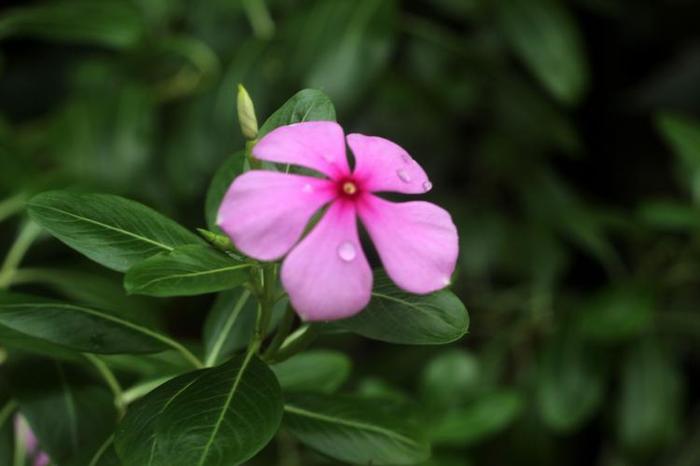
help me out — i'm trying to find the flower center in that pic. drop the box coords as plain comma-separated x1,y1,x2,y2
342,181,357,196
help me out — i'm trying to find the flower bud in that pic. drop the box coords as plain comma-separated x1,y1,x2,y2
237,84,258,140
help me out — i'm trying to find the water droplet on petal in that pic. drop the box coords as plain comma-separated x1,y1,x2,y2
422,180,433,192
442,276,451,286
302,183,314,193
396,169,411,183
337,241,356,262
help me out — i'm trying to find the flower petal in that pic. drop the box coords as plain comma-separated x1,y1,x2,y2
348,133,432,194
253,121,350,179
281,200,372,321
358,195,458,294
218,171,336,261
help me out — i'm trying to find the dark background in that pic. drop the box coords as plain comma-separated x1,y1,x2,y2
2,0,700,465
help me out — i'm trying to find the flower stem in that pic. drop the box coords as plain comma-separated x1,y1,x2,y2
205,289,251,367
249,264,276,354
263,304,295,360
0,192,27,224
84,354,126,418
266,324,318,364
0,220,42,289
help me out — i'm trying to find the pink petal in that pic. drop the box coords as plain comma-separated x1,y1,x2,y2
253,121,350,179
14,415,38,455
347,133,432,194
358,195,458,294
33,452,50,466
281,200,372,321
218,171,336,261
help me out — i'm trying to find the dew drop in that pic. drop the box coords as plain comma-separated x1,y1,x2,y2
302,183,314,193
422,180,433,192
337,241,356,262
396,169,411,183
442,276,451,286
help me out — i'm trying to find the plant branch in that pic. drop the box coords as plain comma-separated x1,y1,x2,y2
0,220,42,289
84,354,126,418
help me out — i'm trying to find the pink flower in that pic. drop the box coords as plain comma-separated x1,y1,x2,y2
218,121,458,321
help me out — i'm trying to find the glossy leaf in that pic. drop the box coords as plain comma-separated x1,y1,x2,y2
27,191,202,272
333,272,469,345
0,292,169,354
272,350,351,394
497,0,588,104
430,390,523,446
9,359,117,466
205,151,247,230
124,244,251,297
115,353,283,466
258,89,336,137
0,0,144,49
284,393,430,465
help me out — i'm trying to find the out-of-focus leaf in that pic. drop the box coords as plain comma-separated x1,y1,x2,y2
536,332,604,433
258,89,336,137
124,244,252,297
0,0,144,49
638,200,700,231
576,285,654,342
617,340,682,455
27,191,202,272
301,0,397,109
420,349,480,408
205,151,247,230
272,350,351,394
284,393,430,465
430,390,523,446
331,272,469,345
0,292,170,354
496,0,589,104
115,353,283,466
657,113,700,202
0,396,14,466
9,359,116,466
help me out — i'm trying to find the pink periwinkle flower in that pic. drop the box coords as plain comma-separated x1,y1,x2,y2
218,122,458,321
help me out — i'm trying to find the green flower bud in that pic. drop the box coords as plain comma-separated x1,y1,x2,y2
237,84,258,140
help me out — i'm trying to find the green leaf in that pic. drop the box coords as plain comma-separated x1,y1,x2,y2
258,89,336,137
0,292,170,354
0,399,15,466
496,0,589,104
124,244,252,297
27,191,202,272
332,272,469,345
656,113,700,202
420,349,480,408
430,390,523,446
284,393,430,465
205,151,247,230
536,332,604,433
576,285,654,342
272,350,351,394
0,0,144,49
617,340,682,455
638,200,700,231
115,353,283,466
9,359,117,466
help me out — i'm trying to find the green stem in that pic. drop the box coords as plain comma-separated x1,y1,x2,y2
242,0,275,39
205,289,251,367
165,340,204,369
0,220,42,289
263,304,295,360
84,354,125,418
0,192,27,224
87,434,114,466
248,264,276,354
121,376,175,406
13,411,26,466
267,324,318,364
0,399,17,429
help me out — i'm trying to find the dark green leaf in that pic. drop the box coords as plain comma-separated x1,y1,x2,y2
205,151,247,230
496,0,589,104
124,244,252,297
638,200,700,231
536,332,604,432
115,353,283,466
258,89,336,137
284,393,430,465
9,359,116,466
27,191,202,272
576,285,654,342
272,350,351,394
333,272,469,345
0,292,169,354
656,113,700,201
430,390,523,446
0,0,144,49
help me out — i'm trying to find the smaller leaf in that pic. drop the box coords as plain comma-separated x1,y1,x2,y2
272,350,351,393
284,393,430,465
331,272,468,345
258,89,336,137
124,244,252,297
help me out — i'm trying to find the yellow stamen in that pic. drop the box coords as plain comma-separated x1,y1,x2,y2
342,181,357,195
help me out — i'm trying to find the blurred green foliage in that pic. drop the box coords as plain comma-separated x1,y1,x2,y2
1,0,700,465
